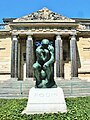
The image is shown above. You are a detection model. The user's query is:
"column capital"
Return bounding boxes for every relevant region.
[56,34,62,40]
[70,34,76,41]
[12,35,18,41]
[27,35,33,41]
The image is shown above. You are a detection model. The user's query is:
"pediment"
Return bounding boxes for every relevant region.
[13,8,75,22]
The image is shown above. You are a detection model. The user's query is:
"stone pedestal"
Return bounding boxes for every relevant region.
[22,87,67,114]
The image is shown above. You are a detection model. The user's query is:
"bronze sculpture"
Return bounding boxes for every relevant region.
[33,39,57,88]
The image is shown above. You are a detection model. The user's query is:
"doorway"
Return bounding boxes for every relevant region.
[18,37,26,80]
[63,38,70,79]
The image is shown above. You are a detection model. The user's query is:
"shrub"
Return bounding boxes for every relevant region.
[0,97,90,120]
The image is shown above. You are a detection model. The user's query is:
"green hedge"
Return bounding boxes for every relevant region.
[0,97,90,120]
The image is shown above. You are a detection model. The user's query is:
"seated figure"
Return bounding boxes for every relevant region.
[33,39,57,88]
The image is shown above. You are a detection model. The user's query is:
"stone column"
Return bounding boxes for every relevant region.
[70,35,78,78]
[11,35,18,78]
[55,35,63,77]
[26,35,33,78]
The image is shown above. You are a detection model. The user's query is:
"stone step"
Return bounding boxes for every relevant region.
[0,84,89,91]
[0,78,90,98]
[0,80,89,86]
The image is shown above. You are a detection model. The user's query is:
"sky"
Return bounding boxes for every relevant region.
[0,0,90,23]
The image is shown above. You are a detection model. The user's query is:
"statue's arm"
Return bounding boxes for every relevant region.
[44,45,54,66]
[36,46,44,60]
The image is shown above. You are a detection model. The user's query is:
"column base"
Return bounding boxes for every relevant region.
[11,77,18,81]
[70,77,80,81]
[55,77,64,81]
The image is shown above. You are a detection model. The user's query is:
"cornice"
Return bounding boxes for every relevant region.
[0,30,11,36]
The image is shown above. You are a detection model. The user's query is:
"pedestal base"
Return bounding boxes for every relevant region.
[22,87,67,114]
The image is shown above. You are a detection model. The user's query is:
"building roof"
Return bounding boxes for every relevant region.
[2,8,90,24]
[3,8,75,23]
[3,18,16,23]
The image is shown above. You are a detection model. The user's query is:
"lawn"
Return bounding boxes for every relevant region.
[0,97,90,120]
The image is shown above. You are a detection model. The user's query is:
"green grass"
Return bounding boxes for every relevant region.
[0,97,90,120]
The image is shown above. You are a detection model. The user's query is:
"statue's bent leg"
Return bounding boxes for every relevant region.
[45,64,56,87]
[45,65,51,81]
[33,62,41,87]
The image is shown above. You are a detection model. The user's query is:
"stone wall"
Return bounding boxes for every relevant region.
[0,36,11,81]
[77,37,90,81]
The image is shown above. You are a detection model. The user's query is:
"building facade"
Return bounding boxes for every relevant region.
[0,8,90,81]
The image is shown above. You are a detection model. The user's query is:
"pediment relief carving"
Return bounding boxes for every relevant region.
[13,8,75,22]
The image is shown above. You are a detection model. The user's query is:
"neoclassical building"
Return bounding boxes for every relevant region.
[0,8,90,81]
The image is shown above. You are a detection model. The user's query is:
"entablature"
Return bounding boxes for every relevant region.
[10,22,78,27]
[12,29,77,37]
[0,31,11,36]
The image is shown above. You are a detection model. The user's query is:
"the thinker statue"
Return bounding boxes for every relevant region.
[33,39,57,88]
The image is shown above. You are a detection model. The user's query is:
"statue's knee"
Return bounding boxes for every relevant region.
[41,70,46,79]
[33,63,40,70]
[33,63,38,69]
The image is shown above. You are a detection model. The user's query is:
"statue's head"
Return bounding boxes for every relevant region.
[41,39,49,48]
